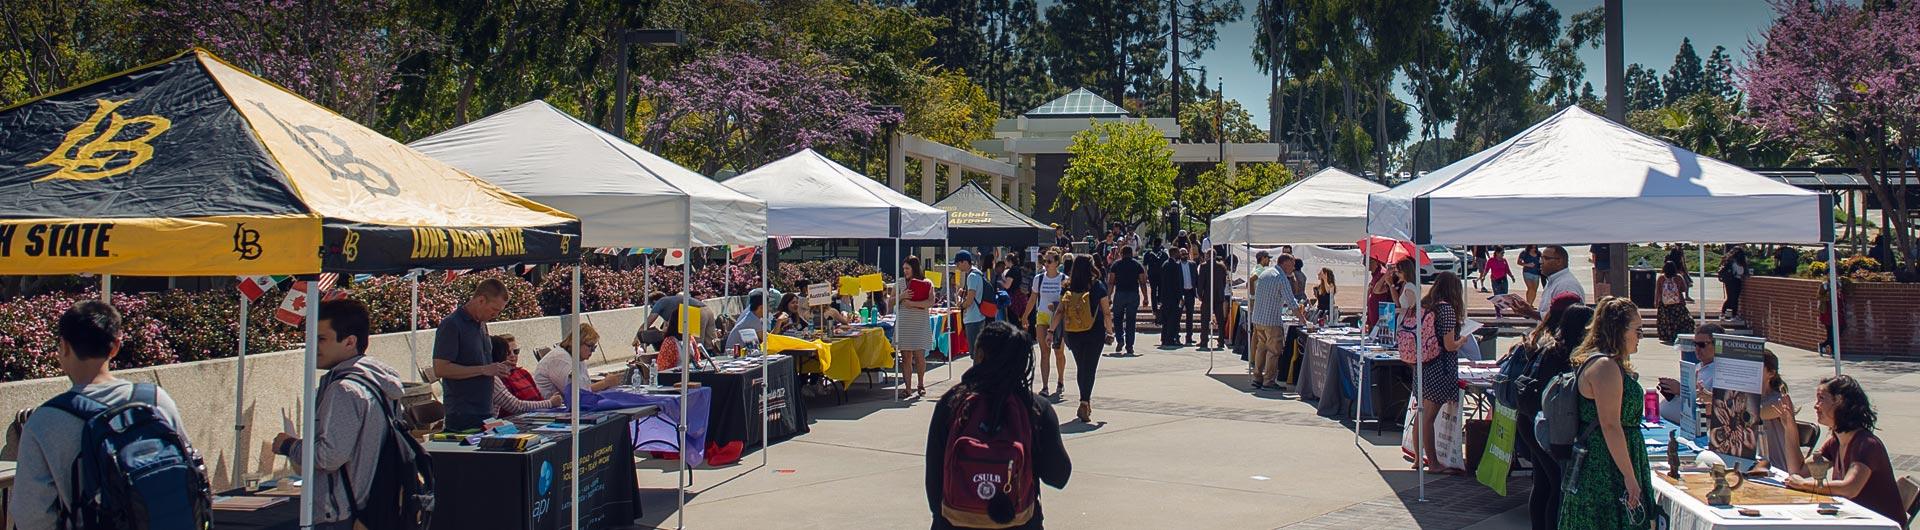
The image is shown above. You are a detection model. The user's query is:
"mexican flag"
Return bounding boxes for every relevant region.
[236,275,287,301]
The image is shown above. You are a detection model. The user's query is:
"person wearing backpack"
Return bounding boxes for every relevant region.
[925,321,1071,529]
[1558,297,1655,529]
[12,300,208,530]
[1519,299,1590,530]
[1050,254,1113,423]
[272,299,411,529]
[1654,260,1695,343]
[956,251,988,359]
[1408,272,1470,475]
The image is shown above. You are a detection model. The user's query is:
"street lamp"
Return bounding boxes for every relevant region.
[612,29,686,138]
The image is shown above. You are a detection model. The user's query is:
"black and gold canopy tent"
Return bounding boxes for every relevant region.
[0,49,582,276]
[0,49,583,528]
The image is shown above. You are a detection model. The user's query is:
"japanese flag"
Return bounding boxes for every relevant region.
[662,248,686,266]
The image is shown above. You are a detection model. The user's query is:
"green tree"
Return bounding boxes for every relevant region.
[1624,63,1665,111]
[1166,0,1245,117]
[1177,97,1265,143]
[1701,44,1737,98]
[1398,138,1464,174]
[1181,162,1295,226]
[1045,0,1167,111]
[1663,38,1705,104]
[1057,119,1177,230]
[1445,0,1586,151]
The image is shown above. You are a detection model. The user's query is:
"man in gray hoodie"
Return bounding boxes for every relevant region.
[273,298,403,529]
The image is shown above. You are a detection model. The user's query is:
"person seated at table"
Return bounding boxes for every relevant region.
[533,323,627,397]
[1757,350,1808,477]
[648,311,706,374]
[823,294,860,327]
[725,292,768,355]
[493,334,543,401]
[773,292,815,335]
[1787,375,1907,526]
[490,335,562,416]
[1658,323,1724,423]
[925,321,1071,530]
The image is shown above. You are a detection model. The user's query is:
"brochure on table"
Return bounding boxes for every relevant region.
[1707,334,1767,462]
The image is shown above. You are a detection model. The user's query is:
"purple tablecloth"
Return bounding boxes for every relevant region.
[576,387,713,467]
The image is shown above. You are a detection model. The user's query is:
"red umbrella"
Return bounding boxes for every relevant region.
[1356,235,1432,265]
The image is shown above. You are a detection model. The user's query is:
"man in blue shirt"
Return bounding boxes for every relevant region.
[433,279,511,431]
[1251,255,1307,390]
[956,251,987,359]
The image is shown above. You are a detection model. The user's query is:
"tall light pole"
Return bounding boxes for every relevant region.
[611,29,685,138]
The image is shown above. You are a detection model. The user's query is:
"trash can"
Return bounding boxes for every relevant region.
[1630,267,1657,308]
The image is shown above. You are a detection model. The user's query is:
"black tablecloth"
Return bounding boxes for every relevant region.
[1310,340,1412,428]
[658,355,807,456]
[427,413,642,530]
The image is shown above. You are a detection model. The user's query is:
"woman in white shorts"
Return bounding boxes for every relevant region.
[1024,249,1068,398]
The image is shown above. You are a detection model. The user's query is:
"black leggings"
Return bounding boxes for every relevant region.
[1722,278,1745,316]
[1065,332,1104,400]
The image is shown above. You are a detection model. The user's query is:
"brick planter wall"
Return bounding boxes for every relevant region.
[1740,276,1920,357]
[1740,277,1825,350]
[1839,282,1920,357]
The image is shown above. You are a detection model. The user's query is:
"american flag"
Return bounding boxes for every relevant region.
[317,273,339,291]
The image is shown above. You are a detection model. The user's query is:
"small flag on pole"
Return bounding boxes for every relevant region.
[730,246,756,263]
[662,248,686,266]
[273,279,348,327]
[236,275,287,301]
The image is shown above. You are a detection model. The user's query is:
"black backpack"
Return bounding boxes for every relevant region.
[335,374,436,530]
[44,382,212,530]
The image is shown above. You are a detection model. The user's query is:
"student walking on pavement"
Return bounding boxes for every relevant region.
[925,321,1071,530]
[1052,254,1114,423]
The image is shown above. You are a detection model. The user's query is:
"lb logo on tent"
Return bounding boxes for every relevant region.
[29,98,171,182]
[232,223,263,260]
[341,229,360,262]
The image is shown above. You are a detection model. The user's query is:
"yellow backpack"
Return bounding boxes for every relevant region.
[1060,290,1095,333]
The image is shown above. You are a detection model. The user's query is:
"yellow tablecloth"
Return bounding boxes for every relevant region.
[767,328,895,388]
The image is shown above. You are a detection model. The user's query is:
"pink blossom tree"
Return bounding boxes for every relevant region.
[633,50,902,176]
[1741,0,1920,273]
[145,0,429,122]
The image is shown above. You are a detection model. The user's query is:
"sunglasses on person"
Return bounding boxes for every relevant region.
[1693,340,1712,349]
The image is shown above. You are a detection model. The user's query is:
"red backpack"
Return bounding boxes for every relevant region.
[941,391,1038,528]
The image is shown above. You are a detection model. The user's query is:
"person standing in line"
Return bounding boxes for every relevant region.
[433,279,513,431]
[955,251,988,358]
[1654,260,1695,343]
[1250,255,1308,390]
[897,256,937,399]
[1518,298,1591,529]
[1720,246,1751,321]
[11,301,199,530]
[1051,254,1114,423]
[1519,245,1544,305]
[1559,297,1654,530]
[1107,246,1148,356]
[1485,247,1512,296]
[1412,272,1468,474]
[925,321,1071,530]
[272,299,406,529]
[1787,376,1907,527]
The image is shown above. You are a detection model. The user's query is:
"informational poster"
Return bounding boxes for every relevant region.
[1476,403,1520,495]
[1676,360,1701,440]
[807,283,833,307]
[857,273,885,293]
[923,270,943,288]
[838,275,861,297]
[1704,335,1765,460]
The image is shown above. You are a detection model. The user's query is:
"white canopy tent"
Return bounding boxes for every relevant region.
[412,100,770,530]
[411,100,767,248]
[1211,167,1389,245]
[726,148,953,394]
[1363,105,1836,502]
[724,148,948,241]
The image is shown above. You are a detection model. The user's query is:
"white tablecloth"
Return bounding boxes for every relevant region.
[1652,471,1901,530]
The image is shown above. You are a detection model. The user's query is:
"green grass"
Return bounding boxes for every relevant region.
[1625,244,1805,276]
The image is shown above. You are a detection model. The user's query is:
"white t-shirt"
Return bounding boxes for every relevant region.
[1032,271,1066,314]
[532,346,582,397]
[1537,267,1588,309]
[1398,281,1420,323]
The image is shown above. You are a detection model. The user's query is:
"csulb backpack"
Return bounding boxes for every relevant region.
[335,373,436,530]
[1058,290,1095,333]
[940,391,1038,529]
[44,382,212,530]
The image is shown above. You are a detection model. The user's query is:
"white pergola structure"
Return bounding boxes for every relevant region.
[888,133,1020,208]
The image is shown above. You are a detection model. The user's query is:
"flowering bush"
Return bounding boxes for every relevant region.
[537,266,648,315]
[773,259,884,293]
[1805,256,1888,282]
[144,289,298,363]
[0,291,174,382]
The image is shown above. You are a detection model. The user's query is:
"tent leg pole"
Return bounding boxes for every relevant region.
[569,265,583,530]
[100,274,111,302]
[1357,243,1370,444]
[1415,273,1425,503]
[299,279,319,528]
[762,244,771,467]
[679,257,691,530]
[1698,243,1707,323]
[895,238,903,402]
[1828,242,1842,376]
[944,239,953,381]
[409,274,420,381]
[232,294,250,489]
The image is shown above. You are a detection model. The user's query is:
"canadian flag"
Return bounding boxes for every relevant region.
[662,248,686,266]
[274,280,347,326]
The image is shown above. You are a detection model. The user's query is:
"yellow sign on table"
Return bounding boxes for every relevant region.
[923,270,943,288]
[679,304,702,336]
[858,273,885,293]
[838,276,861,296]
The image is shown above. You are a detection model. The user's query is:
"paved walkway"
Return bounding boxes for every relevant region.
[626,260,1913,529]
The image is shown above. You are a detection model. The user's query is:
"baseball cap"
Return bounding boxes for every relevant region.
[953,250,974,264]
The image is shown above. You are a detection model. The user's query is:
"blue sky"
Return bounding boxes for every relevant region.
[1166,0,1781,138]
